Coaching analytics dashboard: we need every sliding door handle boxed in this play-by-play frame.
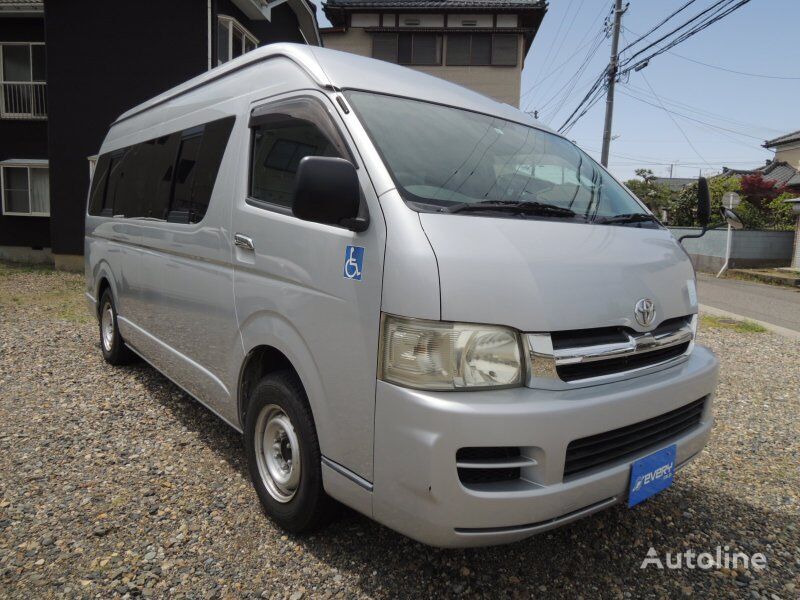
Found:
[233,233,255,251]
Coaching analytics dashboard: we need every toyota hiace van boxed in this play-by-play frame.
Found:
[85,43,719,547]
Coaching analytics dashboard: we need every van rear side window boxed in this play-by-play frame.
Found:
[88,116,235,223]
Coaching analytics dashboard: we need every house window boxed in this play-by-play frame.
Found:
[217,16,259,65]
[372,33,442,66]
[1,163,50,216]
[0,42,46,118]
[446,33,518,66]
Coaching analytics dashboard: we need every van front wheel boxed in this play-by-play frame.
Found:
[244,372,334,532]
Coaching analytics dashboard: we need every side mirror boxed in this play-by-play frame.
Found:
[721,206,744,230]
[697,177,711,227]
[292,156,368,232]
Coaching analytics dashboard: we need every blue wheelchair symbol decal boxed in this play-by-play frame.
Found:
[343,246,364,281]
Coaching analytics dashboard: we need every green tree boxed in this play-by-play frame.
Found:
[670,176,741,227]
[624,169,674,213]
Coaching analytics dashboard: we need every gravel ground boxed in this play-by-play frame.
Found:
[1,262,798,599]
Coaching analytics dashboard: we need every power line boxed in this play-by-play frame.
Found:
[616,88,766,140]
[537,31,606,120]
[619,0,755,77]
[557,0,755,135]
[522,1,611,104]
[662,50,800,80]
[619,0,735,69]
[640,72,711,167]
[618,0,699,54]
[622,82,783,136]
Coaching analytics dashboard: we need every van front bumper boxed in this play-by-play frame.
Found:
[372,345,718,547]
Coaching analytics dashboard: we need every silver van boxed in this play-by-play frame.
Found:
[85,43,719,547]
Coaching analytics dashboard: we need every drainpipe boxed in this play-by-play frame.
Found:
[716,223,733,278]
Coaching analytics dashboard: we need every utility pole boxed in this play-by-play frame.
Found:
[600,0,624,167]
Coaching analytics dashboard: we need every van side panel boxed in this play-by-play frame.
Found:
[232,89,387,482]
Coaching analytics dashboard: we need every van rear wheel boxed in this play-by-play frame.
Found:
[98,289,134,365]
[244,372,334,532]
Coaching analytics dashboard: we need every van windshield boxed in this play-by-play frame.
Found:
[346,91,651,223]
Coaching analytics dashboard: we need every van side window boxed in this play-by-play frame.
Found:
[88,155,111,215]
[104,150,128,216]
[167,117,234,223]
[250,116,342,208]
[168,127,204,223]
[87,116,234,223]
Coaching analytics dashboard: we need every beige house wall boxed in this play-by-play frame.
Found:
[322,28,523,107]
[773,142,800,170]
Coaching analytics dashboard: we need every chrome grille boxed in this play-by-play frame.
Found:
[527,315,696,386]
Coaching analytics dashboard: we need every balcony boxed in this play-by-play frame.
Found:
[1,82,47,120]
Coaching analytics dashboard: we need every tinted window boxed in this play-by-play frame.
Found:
[88,155,111,215]
[104,151,127,215]
[168,128,204,222]
[187,118,234,220]
[250,116,342,208]
[114,144,148,218]
[88,116,234,222]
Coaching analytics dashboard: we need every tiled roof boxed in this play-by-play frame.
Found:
[763,129,800,148]
[720,161,800,188]
[325,0,545,8]
[0,0,43,11]
[653,177,696,191]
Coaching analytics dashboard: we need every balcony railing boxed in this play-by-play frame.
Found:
[1,82,47,120]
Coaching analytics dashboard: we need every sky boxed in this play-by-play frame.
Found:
[312,0,800,182]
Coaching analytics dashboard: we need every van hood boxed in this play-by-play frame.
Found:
[419,213,697,333]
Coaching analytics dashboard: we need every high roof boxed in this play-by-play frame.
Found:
[114,43,553,135]
[763,129,800,148]
[324,0,545,7]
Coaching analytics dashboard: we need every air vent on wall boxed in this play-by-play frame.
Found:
[462,19,478,26]
[404,17,420,26]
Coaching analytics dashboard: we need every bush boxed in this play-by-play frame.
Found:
[668,176,794,229]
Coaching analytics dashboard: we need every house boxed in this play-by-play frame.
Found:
[652,177,695,192]
[719,160,800,193]
[0,0,320,270]
[320,0,547,107]
[764,129,800,171]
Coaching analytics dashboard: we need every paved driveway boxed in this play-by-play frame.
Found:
[697,273,800,332]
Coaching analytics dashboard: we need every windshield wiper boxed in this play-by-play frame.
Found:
[594,213,659,225]
[444,200,577,218]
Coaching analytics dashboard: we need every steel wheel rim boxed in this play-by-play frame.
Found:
[254,404,301,503]
[101,303,114,352]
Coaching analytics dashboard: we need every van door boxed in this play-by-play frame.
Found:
[136,117,242,424]
[232,93,386,482]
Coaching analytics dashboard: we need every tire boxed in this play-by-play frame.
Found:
[244,371,335,532]
[98,289,135,365]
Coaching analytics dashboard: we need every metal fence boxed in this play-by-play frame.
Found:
[0,82,47,119]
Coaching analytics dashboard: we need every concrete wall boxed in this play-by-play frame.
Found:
[322,28,523,106]
[793,215,800,269]
[669,228,795,272]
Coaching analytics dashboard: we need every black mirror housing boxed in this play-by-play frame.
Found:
[696,177,711,227]
[720,206,744,230]
[292,156,367,231]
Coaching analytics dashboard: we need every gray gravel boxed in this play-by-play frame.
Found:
[1,263,798,599]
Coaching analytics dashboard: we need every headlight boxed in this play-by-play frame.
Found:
[380,315,523,390]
